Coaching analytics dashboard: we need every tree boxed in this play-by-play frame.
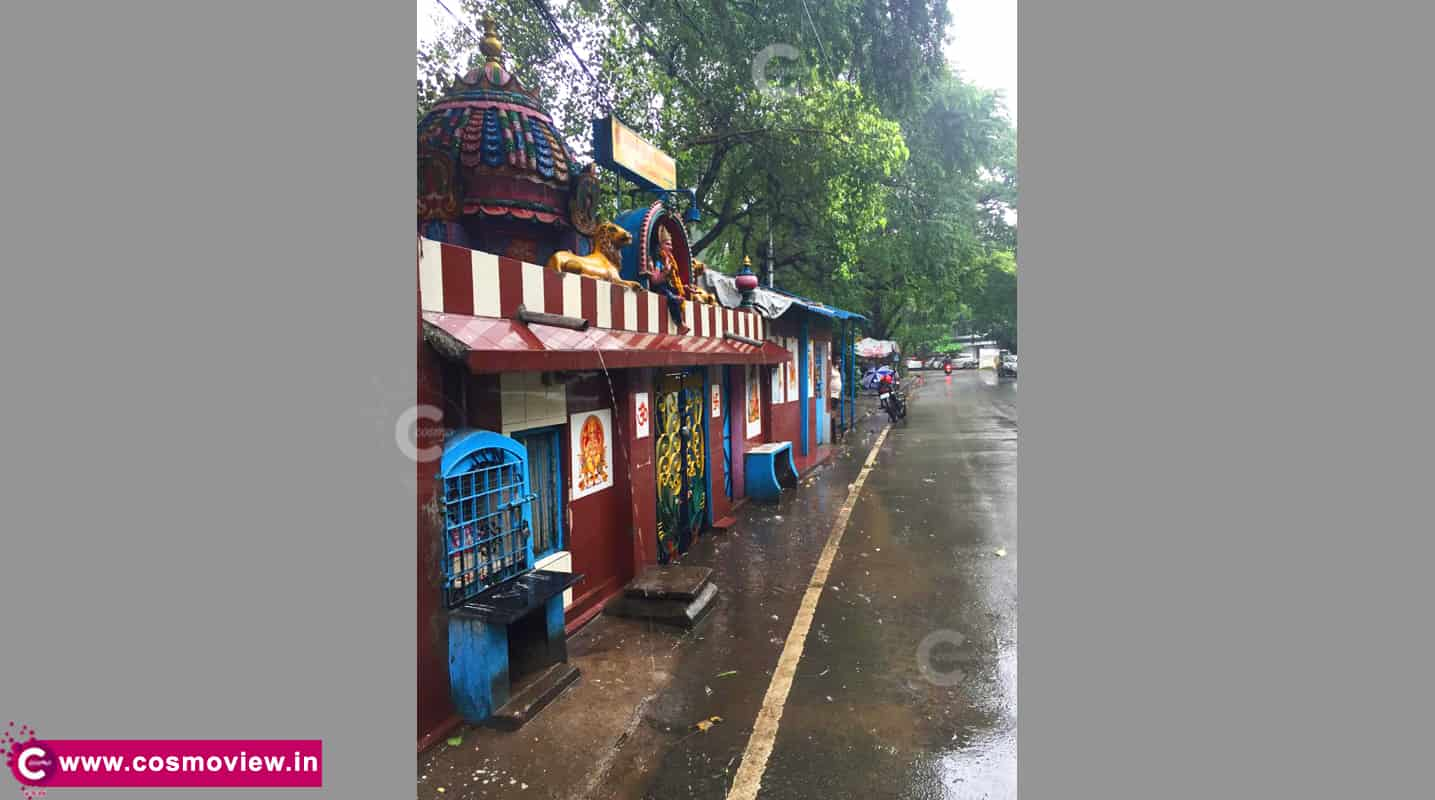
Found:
[772,74,1016,353]
[417,0,1015,344]
[965,250,1017,351]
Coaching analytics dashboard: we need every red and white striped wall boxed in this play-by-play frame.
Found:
[418,238,769,340]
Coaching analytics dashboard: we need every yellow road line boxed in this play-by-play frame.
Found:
[725,423,894,800]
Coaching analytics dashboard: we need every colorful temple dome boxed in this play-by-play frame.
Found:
[418,16,580,230]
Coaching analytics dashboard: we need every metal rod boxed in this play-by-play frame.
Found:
[724,331,763,347]
[515,304,589,330]
[766,217,774,287]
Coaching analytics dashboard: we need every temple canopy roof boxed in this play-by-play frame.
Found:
[418,16,577,227]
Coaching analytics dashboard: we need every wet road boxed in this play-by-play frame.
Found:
[416,370,1015,800]
[616,370,1017,800]
[753,370,1017,800]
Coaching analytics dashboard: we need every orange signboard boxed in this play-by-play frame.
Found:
[601,117,676,191]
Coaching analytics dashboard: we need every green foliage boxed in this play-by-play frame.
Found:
[966,249,1017,350]
[417,0,1014,345]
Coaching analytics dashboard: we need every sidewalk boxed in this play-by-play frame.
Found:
[417,396,894,800]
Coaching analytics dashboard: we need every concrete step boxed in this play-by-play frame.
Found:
[607,581,718,629]
[607,565,719,629]
[487,662,580,731]
[622,565,713,601]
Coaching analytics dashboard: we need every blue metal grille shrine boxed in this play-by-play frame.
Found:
[440,431,536,608]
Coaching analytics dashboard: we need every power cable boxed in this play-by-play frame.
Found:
[433,0,474,43]
[525,0,614,112]
[433,0,612,113]
[797,0,832,76]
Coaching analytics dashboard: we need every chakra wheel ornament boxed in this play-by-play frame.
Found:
[570,164,602,237]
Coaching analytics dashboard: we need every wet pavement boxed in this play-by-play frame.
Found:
[754,371,1016,800]
[418,370,1016,800]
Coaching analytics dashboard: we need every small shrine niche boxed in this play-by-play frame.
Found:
[614,201,695,290]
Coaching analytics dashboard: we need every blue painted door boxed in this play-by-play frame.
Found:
[815,347,829,444]
[722,366,733,499]
[513,426,563,560]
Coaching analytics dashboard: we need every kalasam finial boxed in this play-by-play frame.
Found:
[480,15,504,65]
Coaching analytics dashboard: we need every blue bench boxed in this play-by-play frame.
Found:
[745,441,799,500]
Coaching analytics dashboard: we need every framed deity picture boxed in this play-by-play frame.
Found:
[747,365,762,438]
[570,408,615,500]
[785,339,800,402]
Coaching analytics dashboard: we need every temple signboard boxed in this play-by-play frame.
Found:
[593,116,676,192]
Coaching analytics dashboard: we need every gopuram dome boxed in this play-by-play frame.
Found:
[418,15,597,264]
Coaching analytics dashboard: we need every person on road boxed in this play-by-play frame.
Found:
[829,360,842,439]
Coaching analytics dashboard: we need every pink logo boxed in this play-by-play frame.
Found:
[4,724,50,799]
[3,724,321,793]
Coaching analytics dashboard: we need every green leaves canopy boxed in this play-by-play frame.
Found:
[418,0,1015,351]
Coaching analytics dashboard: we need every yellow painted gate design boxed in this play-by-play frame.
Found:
[655,369,707,563]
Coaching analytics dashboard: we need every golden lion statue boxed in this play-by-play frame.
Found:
[688,260,719,305]
[547,221,643,291]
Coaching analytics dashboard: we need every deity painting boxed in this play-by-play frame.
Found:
[746,365,762,438]
[786,339,800,402]
[570,408,615,500]
[417,156,458,220]
[505,238,542,265]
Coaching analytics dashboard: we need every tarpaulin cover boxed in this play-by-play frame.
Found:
[699,271,797,318]
[699,271,866,322]
[855,338,900,359]
[767,288,868,321]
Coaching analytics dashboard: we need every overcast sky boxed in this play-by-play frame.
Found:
[418,0,1015,123]
[945,0,1017,123]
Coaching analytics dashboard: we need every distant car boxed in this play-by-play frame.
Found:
[954,354,978,369]
[906,359,925,370]
[925,356,947,369]
[997,353,1017,377]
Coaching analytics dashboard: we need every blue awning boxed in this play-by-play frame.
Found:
[767,287,867,322]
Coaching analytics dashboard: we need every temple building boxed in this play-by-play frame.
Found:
[415,16,865,749]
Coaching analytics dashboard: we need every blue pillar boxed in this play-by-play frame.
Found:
[703,367,715,526]
[842,322,850,429]
[798,318,810,456]
[820,333,832,439]
[847,323,857,428]
[837,322,845,430]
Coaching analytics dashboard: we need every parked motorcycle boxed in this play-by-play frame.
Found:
[878,377,907,423]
